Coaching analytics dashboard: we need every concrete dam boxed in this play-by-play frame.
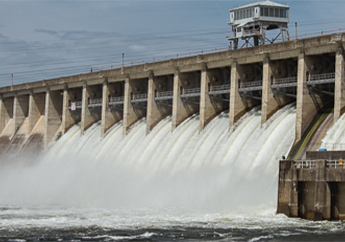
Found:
[1,32,345,223]
[0,33,344,155]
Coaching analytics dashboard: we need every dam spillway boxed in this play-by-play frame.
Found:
[0,33,344,153]
[0,105,296,210]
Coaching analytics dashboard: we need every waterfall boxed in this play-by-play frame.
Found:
[0,105,296,212]
[321,113,345,150]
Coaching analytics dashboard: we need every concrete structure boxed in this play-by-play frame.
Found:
[0,33,344,150]
[278,151,345,221]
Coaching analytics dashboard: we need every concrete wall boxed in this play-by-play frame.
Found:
[0,33,344,150]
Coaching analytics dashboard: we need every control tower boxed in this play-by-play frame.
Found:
[227,0,289,49]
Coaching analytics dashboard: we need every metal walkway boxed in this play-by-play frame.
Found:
[238,81,262,92]
[181,88,201,98]
[208,84,230,95]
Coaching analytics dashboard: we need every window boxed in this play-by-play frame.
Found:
[264,8,268,16]
[275,8,279,17]
[269,8,274,17]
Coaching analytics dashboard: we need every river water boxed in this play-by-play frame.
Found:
[1,105,345,241]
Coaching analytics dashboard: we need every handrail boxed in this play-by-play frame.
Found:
[309,72,335,81]
[132,93,148,100]
[210,84,230,92]
[110,96,124,103]
[156,91,173,98]
[182,88,201,95]
[272,76,297,86]
[88,98,102,105]
[327,160,345,168]
[240,80,262,88]
[294,160,317,169]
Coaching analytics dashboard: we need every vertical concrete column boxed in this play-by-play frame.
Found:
[314,160,331,220]
[295,53,318,142]
[172,70,196,131]
[0,99,5,134]
[199,65,219,132]
[62,86,74,134]
[28,93,45,133]
[229,62,247,129]
[277,160,299,217]
[0,98,13,136]
[123,77,143,135]
[146,73,163,134]
[44,89,63,147]
[261,57,278,126]
[334,47,345,123]
[81,83,101,135]
[101,81,123,137]
[13,95,28,135]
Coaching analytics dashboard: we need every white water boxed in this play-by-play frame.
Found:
[321,113,345,150]
[0,105,296,211]
[2,105,345,241]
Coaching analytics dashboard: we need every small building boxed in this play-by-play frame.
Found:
[227,0,289,49]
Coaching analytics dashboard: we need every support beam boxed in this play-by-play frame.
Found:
[146,73,171,134]
[172,70,199,131]
[334,47,345,123]
[101,81,123,137]
[81,84,102,135]
[123,78,147,135]
[28,93,45,133]
[261,57,277,125]
[199,66,225,132]
[229,62,247,129]
[13,95,29,136]
[295,53,319,142]
[44,89,63,147]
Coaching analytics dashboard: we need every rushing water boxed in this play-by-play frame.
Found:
[321,113,345,150]
[1,105,345,241]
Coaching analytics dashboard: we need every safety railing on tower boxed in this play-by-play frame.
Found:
[155,91,174,100]
[238,80,263,92]
[131,93,148,103]
[109,96,124,105]
[271,76,298,88]
[294,160,317,169]
[208,84,230,95]
[327,160,345,169]
[308,72,335,85]
[88,98,102,107]
[181,88,201,98]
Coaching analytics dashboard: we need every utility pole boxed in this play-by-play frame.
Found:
[295,22,298,40]
[121,53,124,74]
[11,74,13,86]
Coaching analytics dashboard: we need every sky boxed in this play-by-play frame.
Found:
[0,0,345,87]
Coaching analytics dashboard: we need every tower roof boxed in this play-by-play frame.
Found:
[230,0,289,11]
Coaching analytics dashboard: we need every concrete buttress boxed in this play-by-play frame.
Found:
[334,47,345,123]
[44,90,62,147]
[229,62,247,129]
[146,73,171,134]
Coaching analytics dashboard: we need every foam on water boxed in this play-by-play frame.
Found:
[0,105,309,240]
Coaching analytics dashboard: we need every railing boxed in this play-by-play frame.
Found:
[88,98,102,107]
[308,72,335,85]
[155,91,174,100]
[272,77,298,88]
[131,93,148,102]
[321,143,345,151]
[181,88,201,97]
[327,160,345,169]
[109,96,124,105]
[69,100,82,110]
[238,81,262,91]
[294,160,317,169]
[209,84,230,94]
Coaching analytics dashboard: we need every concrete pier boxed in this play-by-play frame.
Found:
[278,151,345,220]
[44,90,62,147]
